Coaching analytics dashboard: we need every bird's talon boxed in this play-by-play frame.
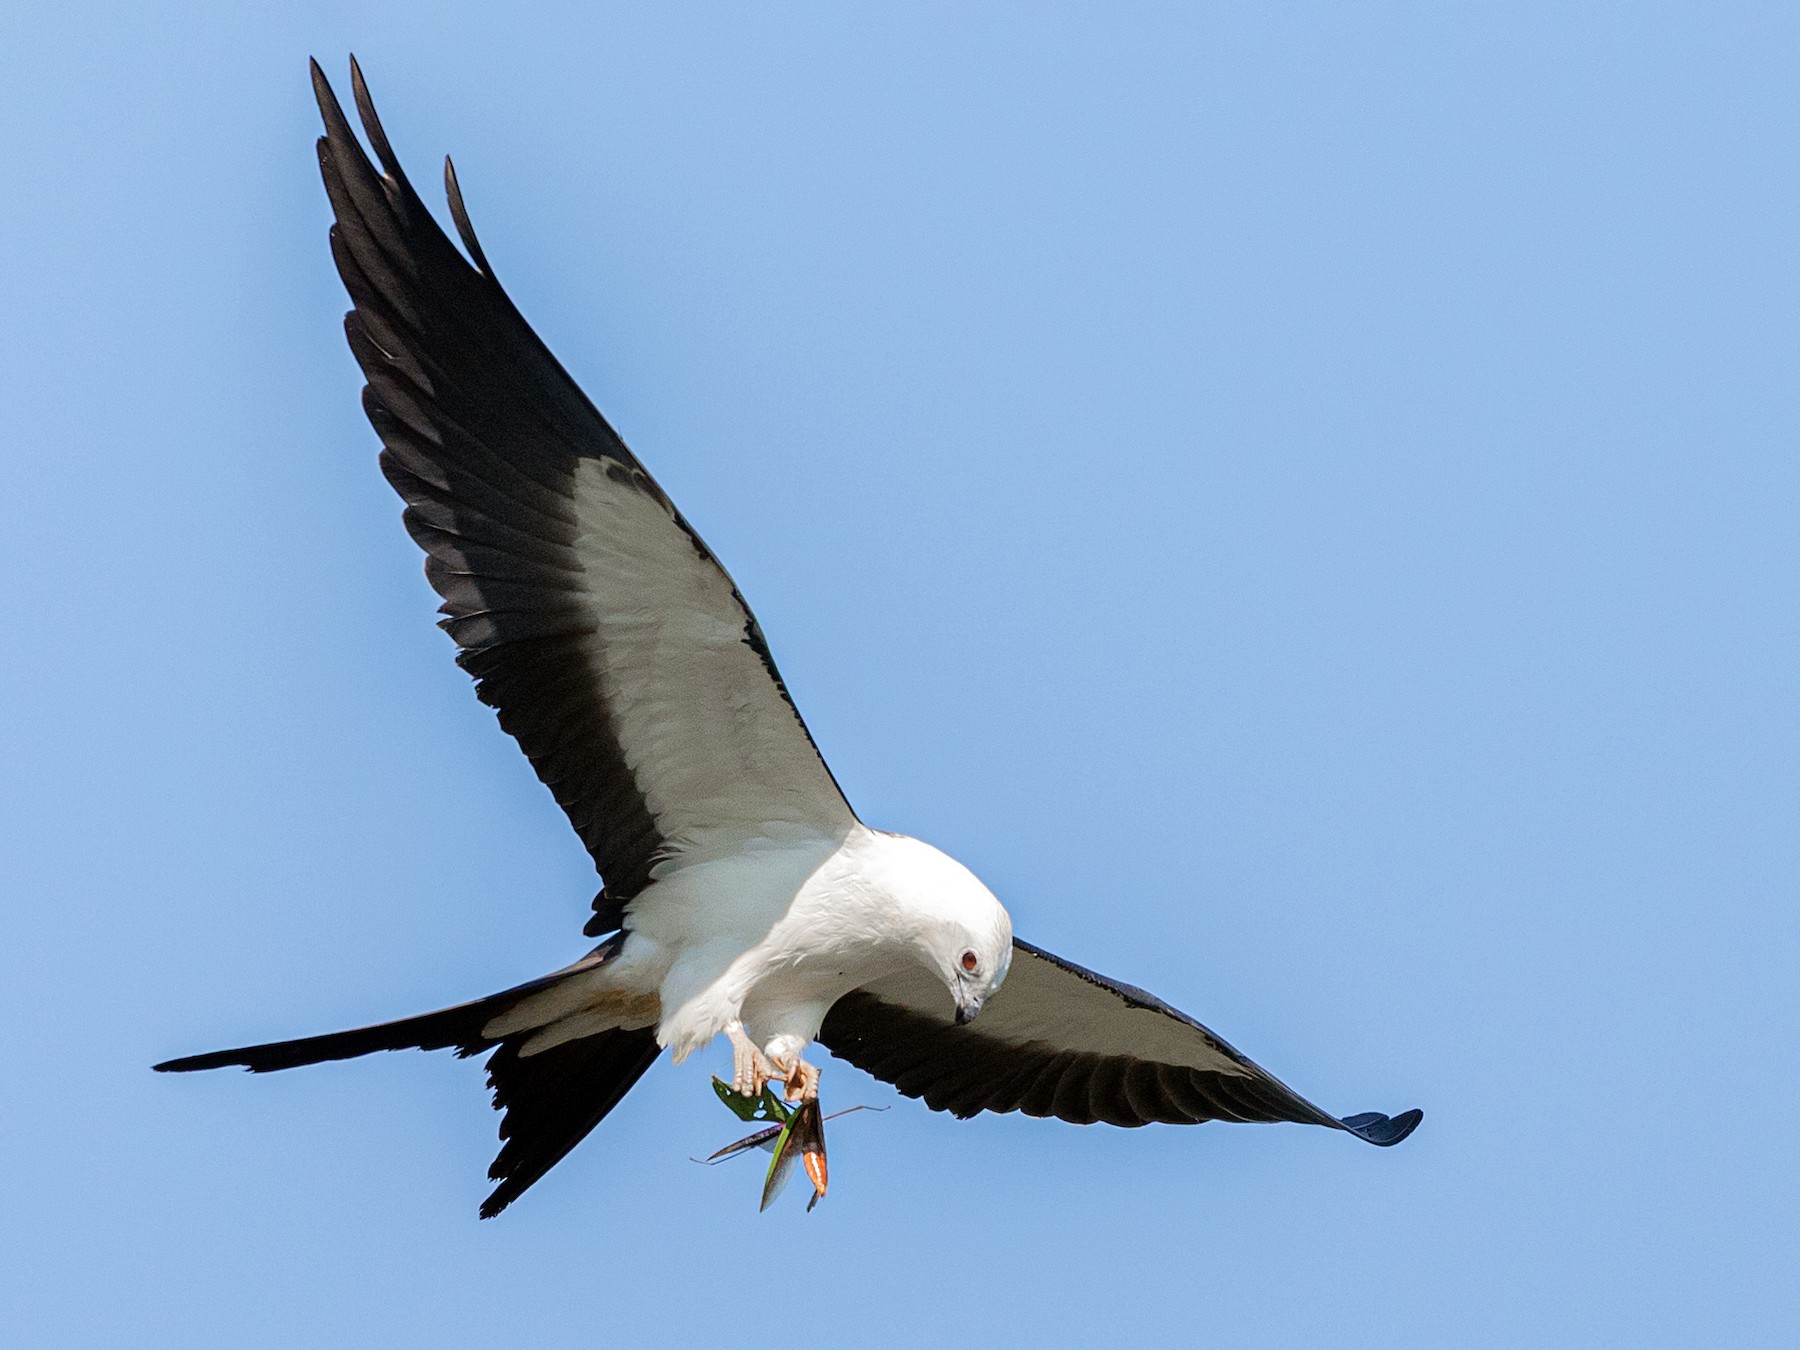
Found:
[727,1024,778,1099]
[785,1059,821,1101]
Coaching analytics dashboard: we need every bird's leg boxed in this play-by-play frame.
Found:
[771,1054,821,1102]
[726,1022,778,1098]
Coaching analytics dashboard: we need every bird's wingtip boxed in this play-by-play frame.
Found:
[478,1187,515,1220]
[307,55,341,101]
[153,1050,249,1074]
[1340,1107,1423,1146]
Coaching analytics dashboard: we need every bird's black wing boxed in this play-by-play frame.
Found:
[819,938,1421,1140]
[311,60,855,919]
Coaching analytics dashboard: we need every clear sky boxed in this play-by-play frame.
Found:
[6,4,1796,1346]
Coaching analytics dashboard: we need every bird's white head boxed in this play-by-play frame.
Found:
[866,832,1014,1025]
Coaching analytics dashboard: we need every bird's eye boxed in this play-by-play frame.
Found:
[960,950,979,973]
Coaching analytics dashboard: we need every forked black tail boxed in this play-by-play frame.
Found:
[155,937,660,1216]
[478,1030,662,1218]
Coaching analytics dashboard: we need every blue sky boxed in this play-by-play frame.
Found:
[6,4,1796,1345]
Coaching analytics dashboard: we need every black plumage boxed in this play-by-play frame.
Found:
[479,1029,662,1219]
[155,60,1418,1220]
[821,940,1421,1143]
[155,937,656,1218]
[313,58,668,902]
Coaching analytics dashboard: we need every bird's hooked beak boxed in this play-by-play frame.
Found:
[954,990,984,1025]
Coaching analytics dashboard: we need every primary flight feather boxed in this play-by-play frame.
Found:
[156,58,1420,1218]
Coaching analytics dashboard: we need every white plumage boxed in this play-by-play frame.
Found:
[628,828,1012,1067]
[155,58,1419,1219]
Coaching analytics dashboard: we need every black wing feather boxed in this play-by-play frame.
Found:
[311,61,856,924]
[310,58,668,904]
[819,938,1421,1144]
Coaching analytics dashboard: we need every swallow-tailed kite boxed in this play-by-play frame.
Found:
[157,59,1421,1218]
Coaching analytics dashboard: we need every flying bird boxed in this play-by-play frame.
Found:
[156,59,1421,1219]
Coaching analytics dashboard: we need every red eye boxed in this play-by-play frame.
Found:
[961,950,979,972]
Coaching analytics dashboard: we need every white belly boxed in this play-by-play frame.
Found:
[489,824,976,1066]
[626,824,920,1061]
